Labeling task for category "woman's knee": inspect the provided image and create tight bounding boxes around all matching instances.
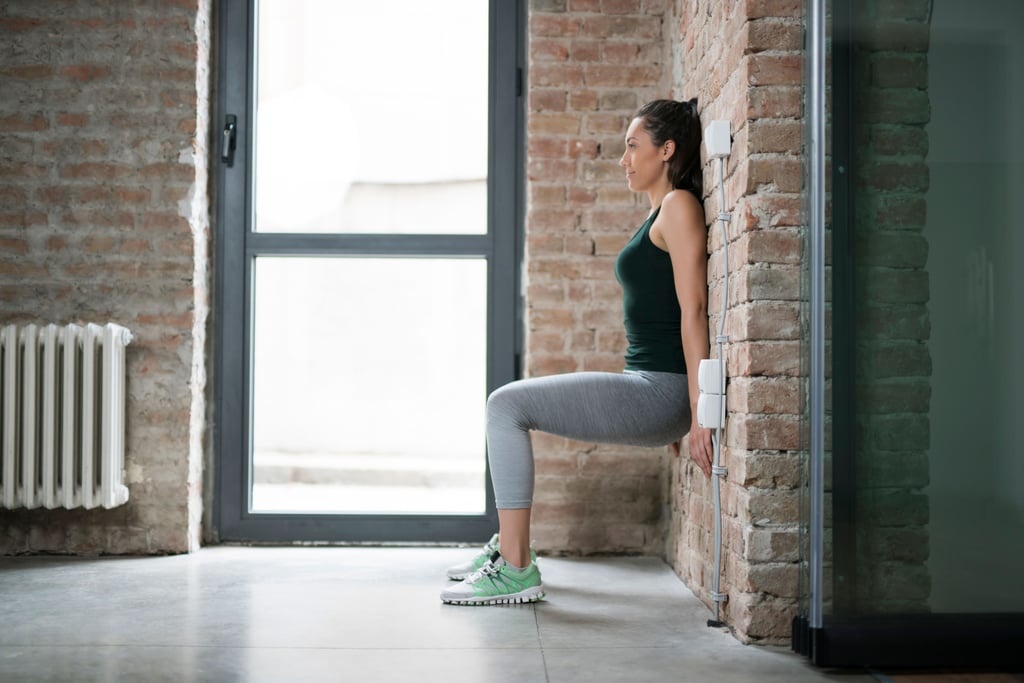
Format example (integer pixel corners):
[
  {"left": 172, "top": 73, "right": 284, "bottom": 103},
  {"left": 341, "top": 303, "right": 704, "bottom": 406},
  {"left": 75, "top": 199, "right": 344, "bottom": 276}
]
[
  {"left": 486, "top": 380, "right": 534, "bottom": 429},
  {"left": 486, "top": 381, "right": 518, "bottom": 417}
]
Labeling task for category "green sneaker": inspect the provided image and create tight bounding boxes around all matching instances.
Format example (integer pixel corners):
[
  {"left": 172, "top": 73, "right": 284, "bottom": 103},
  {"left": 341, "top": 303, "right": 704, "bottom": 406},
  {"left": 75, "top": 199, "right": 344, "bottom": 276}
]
[
  {"left": 441, "top": 553, "right": 545, "bottom": 606},
  {"left": 446, "top": 534, "right": 538, "bottom": 581},
  {"left": 446, "top": 533, "right": 500, "bottom": 580}
]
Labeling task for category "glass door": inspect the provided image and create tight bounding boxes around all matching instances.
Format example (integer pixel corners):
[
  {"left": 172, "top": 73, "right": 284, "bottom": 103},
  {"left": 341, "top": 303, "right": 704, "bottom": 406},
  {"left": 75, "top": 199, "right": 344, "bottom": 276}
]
[
  {"left": 214, "top": 0, "right": 523, "bottom": 542},
  {"left": 796, "top": 0, "right": 1024, "bottom": 667}
]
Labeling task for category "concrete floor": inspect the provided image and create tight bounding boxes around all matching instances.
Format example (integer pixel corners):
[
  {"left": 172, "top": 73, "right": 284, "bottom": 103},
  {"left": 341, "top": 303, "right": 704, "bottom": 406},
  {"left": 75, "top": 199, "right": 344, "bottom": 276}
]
[{"left": 0, "top": 546, "right": 871, "bottom": 682}]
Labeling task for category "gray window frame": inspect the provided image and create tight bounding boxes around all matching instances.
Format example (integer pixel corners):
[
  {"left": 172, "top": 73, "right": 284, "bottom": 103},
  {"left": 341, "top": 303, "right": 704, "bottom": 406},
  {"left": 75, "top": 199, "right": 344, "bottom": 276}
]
[{"left": 212, "top": 0, "right": 525, "bottom": 543}]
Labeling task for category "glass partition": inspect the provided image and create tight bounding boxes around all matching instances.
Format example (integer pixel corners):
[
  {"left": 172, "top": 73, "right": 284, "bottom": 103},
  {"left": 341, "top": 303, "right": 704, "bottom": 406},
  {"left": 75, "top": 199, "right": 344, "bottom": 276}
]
[{"left": 797, "top": 0, "right": 1024, "bottom": 666}]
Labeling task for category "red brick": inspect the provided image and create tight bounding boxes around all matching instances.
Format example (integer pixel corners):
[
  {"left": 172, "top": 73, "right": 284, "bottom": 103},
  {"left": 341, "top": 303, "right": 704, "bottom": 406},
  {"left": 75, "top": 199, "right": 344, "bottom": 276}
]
[
  {"left": 529, "top": 136, "right": 568, "bottom": 158},
  {"left": 56, "top": 112, "right": 90, "bottom": 127},
  {"left": 0, "top": 17, "right": 45, "bottom": 32},
  {"left": 564, "top": 235, "right": 594, "bottom": 255},
  {"left": 746, "top": 155, "right": 803, "bottom": 193},
  {"left": 585, "top": 64, "right": 661, "bottom": 87},
  {"left": 602, "top": 43, "right": 641, "bottom": 64},
  {"left": 0, "top": 260, "right": 48, "bottom": 277},
  {"left": 746, "top": 53, "right": 802, "bottom": 86},
  {"left": 528, "top": 113, "right": 582, "bottom": 135},
  {"left": 570, "top": 41, "right": 601, "bottom": 63},
  {"left": 748, "top": 119, "right": 801, "bottom": 154},
  {"left": 531, "top": 14, "right": 582, "bottom": 37},
  {"left": 0, "top": 162, "right": 49, "bottom": 179},
  {"left": 0, "top": 238, "right": 29, "bottom": 254},
  {"left": 531, "top": 39, "right": 571, "bottom": 62},
  {"left": 528, "top": 354, "right": 578, "bottom": 375},
  {"left": 569, "top": 89, "right": 599, "bottom": 110},
  {"left": 0, "top": 185, "right": 27, "bottom": 206},
  {"left": 59, "top": 162, "right": 133, "bottom": 181},
  {"left": 583, "top": 112, "right": 628, "bottom": 135},
  {"left": 115, "top": 187, "right": 153, "bottom": 204},
  {"left": 0, "top": 212, "right": 47, "bottom": 228},
  {"left": 0, "top": 64, "right": 54, "bottom": 79},
  {"left": 747, "top": 85, "right": 802, "bottom": 119},
  {"left": 528, "top": 159, "right": 578, "bottom": 183},
  {"left": 744, "top": 0, "right": 802, "bottom": 19},
  {"left": 734, "top": 301, "right": 800, "bottom": 341},
  {"left": 601, "top": 0, "right": 642, "bottom": 13},
  {"left": 531, "top": 63, "right": 585, "bottom": 87},
  {"left": 61, "top": 210, "right": 134, "bottom": 228},
  {"left": 568, "top": 138, "right": 599, "bottom": 159},
  {"left": 531, "top": 258, "right": 582, "bottom": 280},
  {"left": 524, "top": 235, "right": 565, "bottom": 255},
  {"left": 60, "top": 65, "right": 112, "bottom": 82},
  {"left": 567, "top": 186, "right": 596, "bottom": 207},
  {"left": 745, "top": 19, "right": 802, "bottom": 53},
  {"left": 0, "top": 113, "right": 48, "bottom": 132},
  {"left": 530, "top": 184, "right": 566, "bottom": 205},
  {"left": 581, "top": 15, "right": 661, "bottom": 39},
  {"left": 529, "top": 89, "right": 568, "bottom": 112},
  {"left": 138, "top": 163, "right": 195, "bottom": 183},
  {"left": 731, "top": 341, "right": 802, "bottom": 377}
]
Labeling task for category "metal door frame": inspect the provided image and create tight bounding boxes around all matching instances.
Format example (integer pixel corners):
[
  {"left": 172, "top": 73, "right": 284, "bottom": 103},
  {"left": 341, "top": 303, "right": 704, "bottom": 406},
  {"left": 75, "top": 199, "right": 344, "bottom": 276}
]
[{"left": 212, "top": 0, "right": 524, "bottom": 542}]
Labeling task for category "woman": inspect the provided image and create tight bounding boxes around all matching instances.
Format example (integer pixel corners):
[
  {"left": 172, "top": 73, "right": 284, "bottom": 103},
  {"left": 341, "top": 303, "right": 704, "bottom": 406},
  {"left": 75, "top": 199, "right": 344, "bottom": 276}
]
[{"left": 441, "top": 99, "right": 714, "bottom": 605}]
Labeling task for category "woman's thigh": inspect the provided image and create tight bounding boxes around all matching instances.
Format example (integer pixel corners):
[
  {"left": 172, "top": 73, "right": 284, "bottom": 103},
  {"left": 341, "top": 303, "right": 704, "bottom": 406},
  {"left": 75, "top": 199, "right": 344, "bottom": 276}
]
[{"left": 487, "top": 371, "right": 690, "bottom": 447}]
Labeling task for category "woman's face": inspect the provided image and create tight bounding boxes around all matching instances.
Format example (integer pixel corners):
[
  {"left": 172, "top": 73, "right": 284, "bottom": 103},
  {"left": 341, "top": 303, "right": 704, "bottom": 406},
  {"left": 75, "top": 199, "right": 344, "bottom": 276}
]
[{"left": 620, "top": 117, "right": 670, "bottom": 192}]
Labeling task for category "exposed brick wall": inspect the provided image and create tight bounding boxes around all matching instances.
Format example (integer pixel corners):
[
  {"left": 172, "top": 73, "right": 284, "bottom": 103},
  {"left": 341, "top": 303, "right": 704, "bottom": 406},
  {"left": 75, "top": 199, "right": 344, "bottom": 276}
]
[
  {"left": 665, "top": 0, "right": 805, "bottom": 643},
  {"left": 0, "top": 0, "right": 211, "bottom": 554},
  {"left": 525, "top": 0, "right": 673, "bottom": 554}
]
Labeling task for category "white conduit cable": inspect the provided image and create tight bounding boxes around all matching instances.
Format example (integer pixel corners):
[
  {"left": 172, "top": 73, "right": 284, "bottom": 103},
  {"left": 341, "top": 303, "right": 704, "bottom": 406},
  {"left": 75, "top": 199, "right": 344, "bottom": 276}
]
[{"left": 699, "top": 120, "right": 731, "bottom": 628}]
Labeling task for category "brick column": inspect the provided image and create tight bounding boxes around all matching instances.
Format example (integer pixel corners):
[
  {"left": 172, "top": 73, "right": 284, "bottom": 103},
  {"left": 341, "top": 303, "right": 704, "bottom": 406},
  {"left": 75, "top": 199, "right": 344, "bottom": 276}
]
[
  {"left": 0, "top": 0, "right": 211, "bottom": 553},
  {"left": 666, "top": 0, "right": 806, "bottom": 643}
]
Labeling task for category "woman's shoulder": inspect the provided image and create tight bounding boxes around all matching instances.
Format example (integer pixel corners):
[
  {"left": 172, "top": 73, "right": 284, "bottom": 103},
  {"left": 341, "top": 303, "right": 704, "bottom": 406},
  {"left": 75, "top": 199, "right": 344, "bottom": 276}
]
[
  {"left": 660, "top": 189, "right": 703, "bottom": 214},
  {"left": 657, "top": 189, "right": 705, "bottom": 231},
  {"left": 650, "top": 190, "right": 707, "bottom": 251}
]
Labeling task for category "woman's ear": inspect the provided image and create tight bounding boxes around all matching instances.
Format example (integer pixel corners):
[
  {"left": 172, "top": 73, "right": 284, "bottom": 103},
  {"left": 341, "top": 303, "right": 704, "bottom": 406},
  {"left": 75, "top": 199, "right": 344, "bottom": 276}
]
[{"left": 663, "top": 140, "right": 675, "bottom": 161}]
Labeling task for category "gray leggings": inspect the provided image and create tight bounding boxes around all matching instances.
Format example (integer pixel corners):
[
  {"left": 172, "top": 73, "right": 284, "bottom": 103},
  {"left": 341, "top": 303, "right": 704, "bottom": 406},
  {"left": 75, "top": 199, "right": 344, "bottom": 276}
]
[{"left": 486, "top": 370, "right": 691, "bottom": 509}]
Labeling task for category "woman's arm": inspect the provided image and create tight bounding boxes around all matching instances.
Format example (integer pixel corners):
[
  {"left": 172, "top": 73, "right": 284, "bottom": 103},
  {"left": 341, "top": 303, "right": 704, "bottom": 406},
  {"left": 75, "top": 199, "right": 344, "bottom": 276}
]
[{"left": 652, "top": 190, "right": 714, "bottom": 476}]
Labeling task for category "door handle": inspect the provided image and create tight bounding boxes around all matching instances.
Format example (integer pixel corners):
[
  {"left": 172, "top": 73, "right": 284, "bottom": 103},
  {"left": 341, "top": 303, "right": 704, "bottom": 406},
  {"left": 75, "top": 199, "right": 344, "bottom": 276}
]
[{"left": 221, "top": 114, "right": 237, "bottom": 165}]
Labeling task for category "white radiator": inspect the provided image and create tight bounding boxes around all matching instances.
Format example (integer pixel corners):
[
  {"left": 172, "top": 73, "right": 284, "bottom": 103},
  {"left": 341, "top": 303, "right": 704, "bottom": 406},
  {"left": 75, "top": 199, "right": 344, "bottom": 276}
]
[{"left": 0, "top": 323, "right": 132, "bottom": 510}]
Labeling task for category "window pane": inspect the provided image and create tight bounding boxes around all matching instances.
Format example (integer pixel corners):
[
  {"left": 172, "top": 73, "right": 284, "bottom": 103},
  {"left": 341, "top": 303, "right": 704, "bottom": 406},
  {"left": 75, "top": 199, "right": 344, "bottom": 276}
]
[
  {"left": 251, "top": 257, "right": 488, "bottom": 514},
  {"left": 254, "top": 0, "right": 488, "bottom": 234}
]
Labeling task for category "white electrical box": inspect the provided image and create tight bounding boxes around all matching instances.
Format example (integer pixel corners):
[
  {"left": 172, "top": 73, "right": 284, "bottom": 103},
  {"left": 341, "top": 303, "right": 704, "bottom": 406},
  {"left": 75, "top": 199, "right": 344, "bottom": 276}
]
[
  {"left": 704, "top": 120, "right": 731, "bottom": 159},
  {"left": 697, "top": 358, "right": 725, "bottom": 429},
  {"left": 697, "top": 393, "right": 723, "bottom": 429},
  {"left": 698, "top": 359, "right": 724, "bottom": 394}
]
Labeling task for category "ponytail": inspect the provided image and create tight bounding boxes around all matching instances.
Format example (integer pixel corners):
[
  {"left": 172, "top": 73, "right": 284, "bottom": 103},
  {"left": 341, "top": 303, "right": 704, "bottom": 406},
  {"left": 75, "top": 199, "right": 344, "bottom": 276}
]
[{"left": 635, "top": 98, "right": 703, "bottom": 198}]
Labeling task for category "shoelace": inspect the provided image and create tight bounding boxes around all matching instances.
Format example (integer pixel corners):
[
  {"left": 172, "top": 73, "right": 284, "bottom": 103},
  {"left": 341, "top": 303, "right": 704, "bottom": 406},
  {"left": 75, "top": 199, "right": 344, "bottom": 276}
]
[{"left": 466, "top": 559, "right": 501, "bottom": 583}]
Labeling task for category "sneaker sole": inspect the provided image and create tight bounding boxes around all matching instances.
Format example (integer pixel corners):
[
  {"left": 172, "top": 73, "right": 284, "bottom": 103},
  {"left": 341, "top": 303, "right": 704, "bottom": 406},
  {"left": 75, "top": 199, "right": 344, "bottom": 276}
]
[{"left": 441, "top": 586, "right": 545, "bottom": 606}]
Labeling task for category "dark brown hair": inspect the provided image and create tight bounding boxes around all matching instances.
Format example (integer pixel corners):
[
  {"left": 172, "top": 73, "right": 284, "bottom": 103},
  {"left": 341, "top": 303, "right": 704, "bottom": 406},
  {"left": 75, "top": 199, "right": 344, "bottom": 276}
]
[{"left": 635, "top": 98, "right": 702, "bottom": 197}]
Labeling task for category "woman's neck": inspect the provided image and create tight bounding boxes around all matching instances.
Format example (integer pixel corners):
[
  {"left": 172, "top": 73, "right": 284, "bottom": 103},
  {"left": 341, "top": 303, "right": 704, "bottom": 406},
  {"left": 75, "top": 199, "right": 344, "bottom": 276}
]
[{"left": 646, "top": 179, "right": 674, "bottom": 213}]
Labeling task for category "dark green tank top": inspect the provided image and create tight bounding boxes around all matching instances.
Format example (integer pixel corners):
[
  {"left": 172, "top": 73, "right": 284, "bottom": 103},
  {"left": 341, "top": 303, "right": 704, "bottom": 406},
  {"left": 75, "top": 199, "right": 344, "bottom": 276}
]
[{"left": 613, "top": 207, "right": 686, "bottom": 373}]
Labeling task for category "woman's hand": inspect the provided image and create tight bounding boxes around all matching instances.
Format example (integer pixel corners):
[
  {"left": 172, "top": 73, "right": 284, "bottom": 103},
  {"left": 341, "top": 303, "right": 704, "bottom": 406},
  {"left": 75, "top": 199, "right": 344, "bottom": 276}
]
[
  {"left": 688, "top": 420, "right": 714, "bottom": 477},
  {"left": 670, "top": 421, "right": 714, "bottom": 477}
]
